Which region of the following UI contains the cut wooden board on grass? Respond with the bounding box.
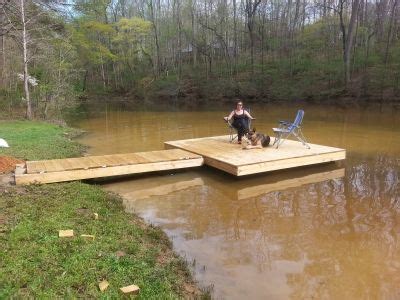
[120,284,140,294]
[98,280,109,292]
[59,230,74,238]
[80,234,95,240]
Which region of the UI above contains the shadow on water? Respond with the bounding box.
[73,101,400,299]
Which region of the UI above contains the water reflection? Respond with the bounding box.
[102,158,400,299]
[75,104,400,299]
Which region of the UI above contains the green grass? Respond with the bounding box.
[0,183,195,298]
[0,121,84,160]
[0,121,200,298]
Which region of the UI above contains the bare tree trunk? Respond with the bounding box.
[175,0,182,79]
[20,0,33,119]
[190,0,197,67]
[100,55,106,88]
[245,0,262,74]
[233,0,238,75]
[82,70,88,92]
[344,0,360,85]
[149,0,161,77]
[338,0,346,83]
[380,0,398,99]
[0,35,5,88]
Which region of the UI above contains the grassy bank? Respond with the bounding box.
[0,121,84,161]
[0,121,201,298]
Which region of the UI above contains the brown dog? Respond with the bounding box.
[243,128,270,149]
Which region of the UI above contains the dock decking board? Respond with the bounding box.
[15,149,204,185]
[165,135,346,176]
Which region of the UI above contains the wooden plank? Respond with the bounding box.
[78,157,98,169]
[202,157,237,175]
[15,157,204,185]
[236,151,345,176]
[26,161,46,174]
[25,149,201,174]
[15,163,27,176]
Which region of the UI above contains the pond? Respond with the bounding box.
[71,102,400,299]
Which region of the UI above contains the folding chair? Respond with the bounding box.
[225,108,252,143]
[272,109,310,149]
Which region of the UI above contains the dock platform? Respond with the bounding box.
[15,149,203,185]
[165,135,346,176]
[14,135,346,185]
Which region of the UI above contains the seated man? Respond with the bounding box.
[224,100,255,144]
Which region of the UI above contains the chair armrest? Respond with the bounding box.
[279,120,291,125]
[273,127,290,133]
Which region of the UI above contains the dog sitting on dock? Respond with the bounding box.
[243,128,271,149]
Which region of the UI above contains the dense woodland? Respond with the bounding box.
[1,0,399,118]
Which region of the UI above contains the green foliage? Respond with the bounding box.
[2,0,400,115]
[71,21,117,65]
[114,18,151,37]
[112,17,152,63]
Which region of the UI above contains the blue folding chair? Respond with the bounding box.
[272,110,310,149]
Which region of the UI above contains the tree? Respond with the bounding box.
[244,0,262,73]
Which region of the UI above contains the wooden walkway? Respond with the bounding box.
[15,149,203,185]
[15,135,346,184]
[165,135,346,176]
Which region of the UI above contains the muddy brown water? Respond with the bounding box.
[72,103,400,299]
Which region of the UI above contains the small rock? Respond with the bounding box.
[59,230,74,238]
[99,280,109,292]
[184,284,195,294]
[120,284,140,294]
[116,250,126,258]
[93,213,99,220]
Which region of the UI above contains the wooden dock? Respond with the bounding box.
[165,135,346,176]
[14,135,346,184]
[15,149,203,185]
